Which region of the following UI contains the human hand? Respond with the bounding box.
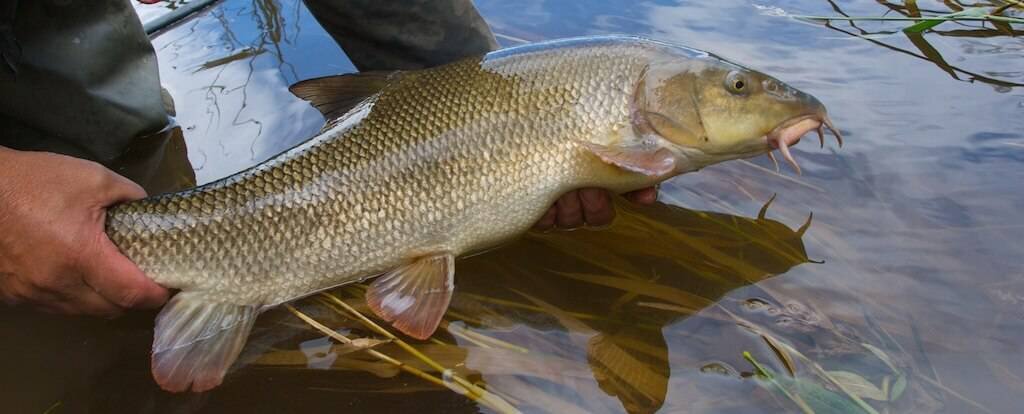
[533,187,658,230]
[0,147,169,317]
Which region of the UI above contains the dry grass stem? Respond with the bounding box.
[317,293,521,414]
[286,303,520,414]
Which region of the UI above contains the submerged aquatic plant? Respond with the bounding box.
[238,189,1000,413]
[247,197,975,413]
[284,300,520,412]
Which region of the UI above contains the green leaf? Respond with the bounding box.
[903,8,988,33]
[743,351,775,380]
[791,378,868,413]
[861,343,899,373]
[890,374,908,401]
[827,370,888,401]
[746,353,870,414]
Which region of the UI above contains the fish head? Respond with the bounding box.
[634,53,841,174]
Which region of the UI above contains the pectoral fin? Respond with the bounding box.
[583,142,677,177]
[365,254,455,340]
[151,292,257,392]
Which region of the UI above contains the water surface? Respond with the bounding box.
[2,1,1022,413]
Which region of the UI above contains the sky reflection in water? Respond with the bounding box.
[7,1,1023,413]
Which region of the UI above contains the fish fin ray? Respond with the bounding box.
[365,253,454,340]
[151,292,257,393]
[582,142,676,177]
[289,71,400,120]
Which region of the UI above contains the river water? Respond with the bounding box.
[2,1,1022,413]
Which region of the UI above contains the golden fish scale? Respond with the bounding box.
[107,40,663,306]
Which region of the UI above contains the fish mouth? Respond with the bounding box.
[765,114,843,174]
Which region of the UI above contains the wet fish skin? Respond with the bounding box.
[109,38,650,305]
[104,35,835,392]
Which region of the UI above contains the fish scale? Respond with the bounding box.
[102,36,836,392]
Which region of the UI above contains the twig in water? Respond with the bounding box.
[317,293,520,413]
[286,303,520,414]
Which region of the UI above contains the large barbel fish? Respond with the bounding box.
[105,36,841,392]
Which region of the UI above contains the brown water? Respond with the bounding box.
[3,1,1023,413]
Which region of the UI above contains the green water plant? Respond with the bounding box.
[791,2,1023,33]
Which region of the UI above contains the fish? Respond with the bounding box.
[104,35,842,393]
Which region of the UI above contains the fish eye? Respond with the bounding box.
[725,71,748,95]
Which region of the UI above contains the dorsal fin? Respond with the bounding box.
[288,71,400,121]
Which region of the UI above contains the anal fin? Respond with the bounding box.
[151,292,257,392]
[365,253,455,340]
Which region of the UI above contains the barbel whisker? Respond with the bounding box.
[766,151,780,173]
[822,116,843,148]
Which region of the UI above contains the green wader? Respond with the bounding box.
[0,0,169,162]
[0,0,496,194]
[1,1,497,411]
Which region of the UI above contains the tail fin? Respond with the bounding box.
[151,292,257,392]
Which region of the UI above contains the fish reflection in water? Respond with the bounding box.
[226,198,813,414]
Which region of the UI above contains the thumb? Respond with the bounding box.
[100,170,148,206]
